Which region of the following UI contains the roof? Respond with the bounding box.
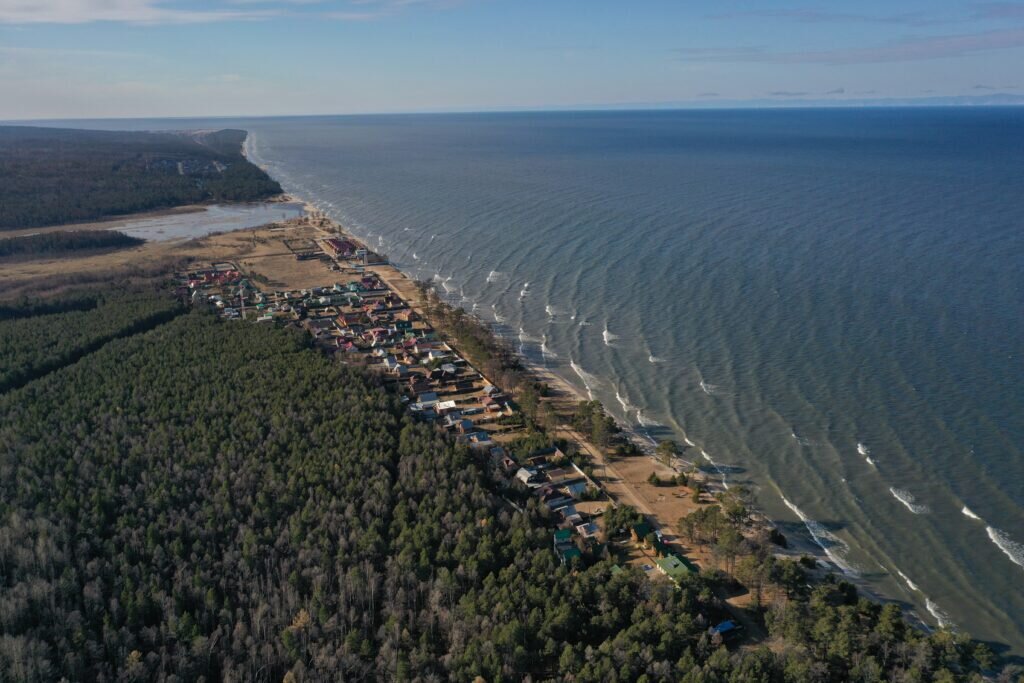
[560,547,582,561]
[553,528,573,542]
[712,620,739,635]
[655,554,693,582]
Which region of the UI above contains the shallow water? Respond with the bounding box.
[46,110,1024,655]
[113,202,303,241]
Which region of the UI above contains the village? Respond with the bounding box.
[177,211,787,646]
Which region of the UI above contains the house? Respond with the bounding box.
[557,505,583,525]
[576,522,600,540]
[553,529,582,565]
[655,554,694,585]
[538,486,573,511]
[436,400,459,415]
[515,467,540,487]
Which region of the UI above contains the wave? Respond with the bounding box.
[896,569,920,592]
[602,323,618,346]
[700,380,721,396]
[486,270,506,284]
[889,487,930,514]
[986,526,1024,570]
[649,355,665,364]
[790,430,813,447]
[684,437,695,447]
[701,450,731,490]
[540,335,558,359]
[781,496,857,576]
[926,599,955,630]
[865,456,876,467]
[412,252,419,260]
[615,388,634,414]
[961,506,982,521]
[546,304,557,319]
[491,303,505,324]
[570,359,596,400]
[429,234,436,242]
[636,409,661,429]
[857,442,869,456]
[519,282,530,300]
[578,316,592,327]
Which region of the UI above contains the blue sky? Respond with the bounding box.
[1,0,1023,119]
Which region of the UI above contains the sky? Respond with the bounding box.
[1,0,1023,119]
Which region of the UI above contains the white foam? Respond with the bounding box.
[486,270,506,284]
[961,506,982,521]
[615,388,634,414]
[578,316,592,327]
[857,442,869,456]
[896,569,919,592]
[781,496,857,576]
[569,359,596,400]
[519,282,530,300]
[491,303,505,324]
[412,252,419,260]
[546,304,557,319]
[636,409,656,428]
[684,437,695,447]
[926,599,955,629]
[648,355,665,363]
[701,450,730,490]
[865,456,876,467]
[986,526,1024,570]
[700,380,718,396]
[603,324,619,346]
[540,335,558,359]
[889,487,930,514]
[429,234,436,242]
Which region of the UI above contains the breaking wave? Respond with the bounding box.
[986,526,1024,570]
[701,450,730,490]
[889,487,930,514]
[961,506,982,521]
[896,569,919,592]
[781,496,857,576]
[926,599,955,629]
[602,323,618,346]
[649,355,665,364]
[540,335,558,359]
[570,359,597,400]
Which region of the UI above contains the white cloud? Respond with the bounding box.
[0,0,278,24]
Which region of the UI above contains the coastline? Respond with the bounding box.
[282,197,949,636]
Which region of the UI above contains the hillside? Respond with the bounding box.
[0,126,282,230]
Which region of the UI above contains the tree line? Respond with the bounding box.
[0,126,282,230]
[0,230,144,259]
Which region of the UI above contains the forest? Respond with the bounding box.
[0,230,144,259]
[0,126,282,230]
[0,288,183,392]
[0,290,1007,682]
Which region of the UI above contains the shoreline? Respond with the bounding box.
[291,201,877,583]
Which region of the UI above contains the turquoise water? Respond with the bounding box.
[43,110,1024,654]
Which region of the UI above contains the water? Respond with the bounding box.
[112,202,304,241]
[41,109,1024,654]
